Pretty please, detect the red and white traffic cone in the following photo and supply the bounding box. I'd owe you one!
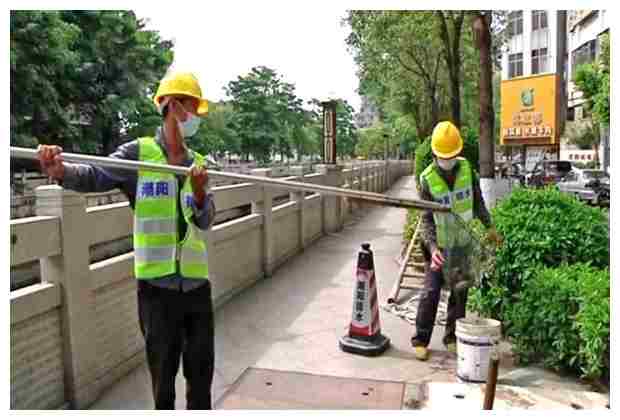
[339,243,390,356]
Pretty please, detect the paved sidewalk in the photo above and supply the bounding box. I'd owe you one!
[90,175,609,410]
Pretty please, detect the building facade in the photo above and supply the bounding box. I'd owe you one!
[499,10,567,169]
[565,10,609,172]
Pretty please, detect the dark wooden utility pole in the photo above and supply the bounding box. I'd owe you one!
[483,357,500,409]
[473,11,496,204]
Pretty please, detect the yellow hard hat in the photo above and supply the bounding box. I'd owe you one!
[431,121,463,159]
[154,72,209,116]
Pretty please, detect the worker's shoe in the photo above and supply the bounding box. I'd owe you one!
[446,342,457,353]
[414,346,430,361]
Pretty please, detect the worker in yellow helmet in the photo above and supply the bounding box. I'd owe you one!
[410,121,498,362]
[38,71,216,409]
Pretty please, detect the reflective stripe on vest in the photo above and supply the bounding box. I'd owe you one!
[421,158,474,248]
[134,137,209,280]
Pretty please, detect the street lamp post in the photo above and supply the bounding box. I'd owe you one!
[321,99,338,164]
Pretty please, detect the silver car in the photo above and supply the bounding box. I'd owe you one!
[557,169,609,205]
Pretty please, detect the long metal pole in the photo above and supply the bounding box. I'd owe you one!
[11,147,450,212]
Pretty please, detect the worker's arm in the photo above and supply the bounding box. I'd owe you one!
[190,191,216,231]
[418,176,439,253]
[418,176,446,270]
[61,141,138,194]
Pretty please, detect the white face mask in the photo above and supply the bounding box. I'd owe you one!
[437,158,457,171]
[177,113,201,138]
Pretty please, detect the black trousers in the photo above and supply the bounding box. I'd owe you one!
[411,261,468,347]
[137,281,215,410]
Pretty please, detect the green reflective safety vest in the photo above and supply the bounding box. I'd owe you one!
[420,158,474,248]
[133,137,209,280]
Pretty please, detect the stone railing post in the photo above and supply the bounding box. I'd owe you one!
[360,164,367,191]
[251,169,275,277]
[35,185,100,409]
[289,167,307,251]
[341,168,353,218]
[315,164,344,233]
[381,162,387,192]
[372,164,379,192]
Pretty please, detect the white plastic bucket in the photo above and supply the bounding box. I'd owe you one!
[455,317,501,383]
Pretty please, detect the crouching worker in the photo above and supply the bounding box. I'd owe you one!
[411,121,499,361]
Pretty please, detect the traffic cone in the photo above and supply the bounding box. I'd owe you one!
[339,243,390,356]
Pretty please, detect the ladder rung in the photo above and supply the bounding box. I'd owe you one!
[407,262,425,268]
[402,273,425,279]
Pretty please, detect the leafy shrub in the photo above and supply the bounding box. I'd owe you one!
[467,282,511,323]
[491,187,608,301]
[506,264,609,379]
[467,187,609,380]
[574,266,610,379]
[414,127,480,190]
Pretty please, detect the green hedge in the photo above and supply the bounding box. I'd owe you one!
[414,127,480,189]
[493,187,608,294]
[467,187,610,380]
[507,264,609,379]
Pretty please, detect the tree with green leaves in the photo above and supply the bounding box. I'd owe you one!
[436,11,466,128]
[574,32,610,126]
[10,11,82,149]
[190,101,239,161]
[59,11,173,154]
[572,32,610,168]
[344,10,492,144]
[10,11,174,156]
[356,123,388,159]
[225,66,305,163]
[345,11,450,140]
[291,110,322,162]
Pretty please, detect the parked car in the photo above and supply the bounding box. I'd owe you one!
[527,160,573,188]
[496,162,526,185]
[557,169,609,205]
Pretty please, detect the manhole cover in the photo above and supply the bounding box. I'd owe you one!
[216,368,406,409]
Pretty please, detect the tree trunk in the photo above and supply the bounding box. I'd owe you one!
[450,71,461,128]
[473,11,496,207]
[436,11,464,128]
[593,142,600,167]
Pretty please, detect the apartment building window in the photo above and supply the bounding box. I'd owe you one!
[508,11,523,37]
[532,10,548,31]
[571,39,597,78]
[532,48,548,74]
[508,53,524,78]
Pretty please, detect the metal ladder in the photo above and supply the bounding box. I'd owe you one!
[387,218,426,304]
